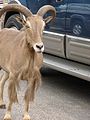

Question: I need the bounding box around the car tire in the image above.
[71,20,84,36]
[5,14,23,30]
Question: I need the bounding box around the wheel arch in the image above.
[1,0,22,28]
[70,14,86,29]
[4,11,20,27]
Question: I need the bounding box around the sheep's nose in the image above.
[36,44,44,50]
[34,42,44,53]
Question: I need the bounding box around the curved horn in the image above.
[37,5,56,21]
[0,4,32,18]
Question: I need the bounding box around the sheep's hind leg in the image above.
[0,71,9,109]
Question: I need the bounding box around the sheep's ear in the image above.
[44,16,53,24]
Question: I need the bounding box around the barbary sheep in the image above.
[0,4,56,120]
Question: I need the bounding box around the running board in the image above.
[43,54,90,81]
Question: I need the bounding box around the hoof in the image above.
[23,114,31,120]
[4,113,12,120]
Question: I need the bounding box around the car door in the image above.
[43,0,68,57]
[66,0,90,65]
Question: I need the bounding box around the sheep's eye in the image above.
[26,21,32,29]
[26,24,30,28]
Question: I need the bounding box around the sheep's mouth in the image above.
[34,49,44,53]
[37,50,43,53]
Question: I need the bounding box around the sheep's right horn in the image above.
[0,4,32,18]
[37,5,56,23]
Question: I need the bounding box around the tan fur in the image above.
[0,15,44,120]
[0,3,56,119]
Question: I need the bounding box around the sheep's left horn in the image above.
[0,4,32,18]
[37,5,56,21]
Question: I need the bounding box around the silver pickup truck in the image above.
[1,0,90,81]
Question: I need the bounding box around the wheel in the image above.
[5,14,23,30]
[71,20,85,36]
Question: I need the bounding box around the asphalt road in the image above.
[0,67,90,120]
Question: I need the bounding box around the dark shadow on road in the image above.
[41,67,90,102]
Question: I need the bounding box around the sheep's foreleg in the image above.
[4,74,18,120]
[0,71,9,109]
[23,101,31,120]
[4,101,13,120]
[23,77,36,120]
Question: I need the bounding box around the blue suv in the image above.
[2,0,90,37]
